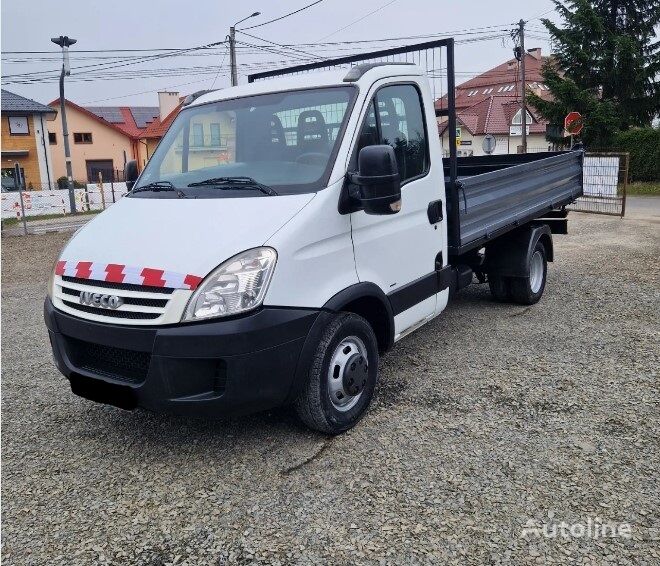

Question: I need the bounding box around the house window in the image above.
[192,123,204,146]
[512,109,534,125]
[8,116,29,135]
[73,132,93,144]
[210,123,221,147]
[1,167,26,190]
[48,132,57,144]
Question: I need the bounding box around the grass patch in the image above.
[2,209,100,228]
[624,182,660,196]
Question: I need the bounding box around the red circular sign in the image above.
[564,112,583,135]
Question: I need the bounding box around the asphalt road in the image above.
[2,205,659,565]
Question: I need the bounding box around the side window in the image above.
[353,84,429,183]
[376,85,428,181]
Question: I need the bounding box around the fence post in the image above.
[111,180,116,203]
[621,153,629,219]
[98,171,106,210]
[18,188,28,236]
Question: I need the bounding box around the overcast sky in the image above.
[2,0,558,107]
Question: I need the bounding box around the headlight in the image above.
[182,247,277,322]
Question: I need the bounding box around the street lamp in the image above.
[51,35,77,212]
[229,12,261,86]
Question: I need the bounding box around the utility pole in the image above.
[51,35,77,213]
[229,12,261,86]
[229,26,238,86]
[518,19,527,153]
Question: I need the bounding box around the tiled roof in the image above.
[1,89,57,115]
[48,99,159,139]
[140,101,183,139]
[438,95,547,136]
[436,50,552,112]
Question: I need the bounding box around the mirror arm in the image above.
[338,173,363,215]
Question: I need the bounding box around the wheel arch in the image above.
[323,282,394,354]
[485,222,553,277]
[285,283,394,405]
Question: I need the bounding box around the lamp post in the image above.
[229,12,261,86]
[51,35,77,213]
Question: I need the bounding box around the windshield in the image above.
[132,86,356,197]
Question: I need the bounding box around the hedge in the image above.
[609,128,660,182]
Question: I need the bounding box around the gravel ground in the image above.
[2,207,659,565]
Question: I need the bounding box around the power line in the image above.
[3,40,228,81]
[2,24,521,64]
[236,30,322,61]
[240,0,325,30]
[319,0,399,41]
[4,34,517,86]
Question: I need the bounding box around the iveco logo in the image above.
[79,291,124,309]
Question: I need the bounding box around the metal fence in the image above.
[2,182,129,236]
[569,152,629,217]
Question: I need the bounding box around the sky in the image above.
[1,0,558,108]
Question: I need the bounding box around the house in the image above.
[137,91,183,168]
[47,99,160,183]
[1,90,57,190]
[436,48,554,156]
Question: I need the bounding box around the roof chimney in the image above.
[527,48,542,60]
[158,91,179,121]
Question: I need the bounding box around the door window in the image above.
[354,84,429,183]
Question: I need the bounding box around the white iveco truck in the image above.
[45,39,583,434]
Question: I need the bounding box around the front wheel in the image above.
[295,313,379,434]
[510,242,547,305]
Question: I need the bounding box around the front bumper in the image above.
[44,298,319,417]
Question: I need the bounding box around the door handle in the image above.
[427,200,443,224]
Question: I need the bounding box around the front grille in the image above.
[61,275,174,294]
[55,276,176,323]
[66,337,151,384]
[60,287,168,308]
[61,300,161,320]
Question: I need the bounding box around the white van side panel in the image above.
[264,182,358,308]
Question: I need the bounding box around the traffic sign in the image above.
[482,134,497,154]
[564,112,583,135]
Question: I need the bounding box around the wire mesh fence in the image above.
[568,152,629,217]
[2,182,129,236]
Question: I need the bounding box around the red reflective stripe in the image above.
[55,261,66,276]
[183,274,203,290]
[105,264,125,283]
[75,261,93,279]
[141,268,166,287]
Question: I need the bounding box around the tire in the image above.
[488,273,511,301]
[295,312,379,435]
[510,241,547,305]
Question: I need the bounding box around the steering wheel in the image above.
[295,152,329,166]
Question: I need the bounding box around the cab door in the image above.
[350,81,444,337]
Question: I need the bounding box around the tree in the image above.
[528,0,660,147]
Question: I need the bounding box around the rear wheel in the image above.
[510,242,547,305]
[295,313,378,435]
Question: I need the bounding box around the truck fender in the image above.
[485,223,553,278]
[284,283,395,404]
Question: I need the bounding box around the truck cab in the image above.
[45,42,582,434]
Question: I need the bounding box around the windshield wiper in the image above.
[130,181,187,198]
[187,176,278,196]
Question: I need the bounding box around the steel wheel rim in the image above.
[530,250,544,293]
[328,336,368,412]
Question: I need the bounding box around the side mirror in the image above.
[125,160,139,190]
[349,145,401,215]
